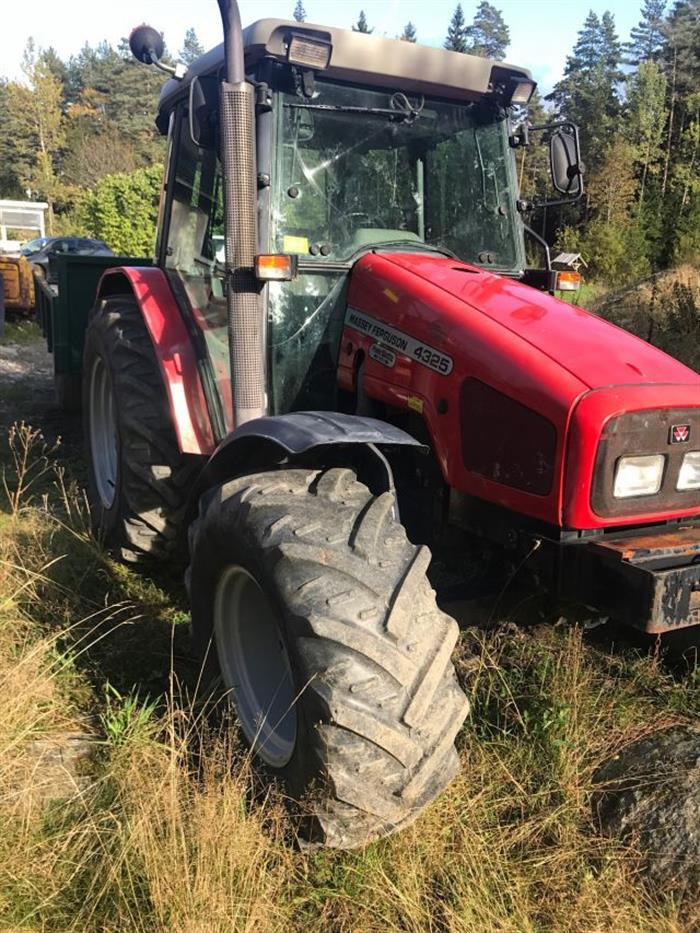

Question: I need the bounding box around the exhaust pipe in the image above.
[216,0,266,426]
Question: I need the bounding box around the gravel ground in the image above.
[0,327,82,458]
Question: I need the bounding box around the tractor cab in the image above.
[145,18,580,438]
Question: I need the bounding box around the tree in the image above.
[400,21,418,42]
[624,0,666,64]
[659,0,700,199]
[465,2,510,59]
[547,11,623,174]
[625,60,667,205]
[515,89,549,201]
[352,11,373,33]
[66,40,166,166]
[62,122,140,188]
[179,27,204,66]
[293,0,306,22]
[0,79,29,198]
[445,4,467,52]
[600,11,624,81]
[10,40,67,232]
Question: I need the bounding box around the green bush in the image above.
[76,164,164,257]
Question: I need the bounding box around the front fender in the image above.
[187,411,426,521]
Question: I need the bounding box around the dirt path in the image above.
[0,326,82,459]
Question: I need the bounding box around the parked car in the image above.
[24,237,113,283]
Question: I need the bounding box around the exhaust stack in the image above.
[216,0,266,426]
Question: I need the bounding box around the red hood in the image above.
[382,254,699,390]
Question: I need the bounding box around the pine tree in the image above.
[465,2,510,60]
[600,11,624,83]
[663,0,700,98]
[514,88,550,204]
[624,0,666,64]
[0,79,32,198]
[445,4,467,52]
[352,11,373,33]
[400,21,418,42]
[547,11,623,173]
[179,28,204,66]
[293,0,306,23]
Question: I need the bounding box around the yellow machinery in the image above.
[0,255,35,313]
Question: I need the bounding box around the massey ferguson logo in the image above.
[670,424,691,444]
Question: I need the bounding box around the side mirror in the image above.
[515,119,584,211]
[129,25,165,65]
[189,75,220,150]
[550,127,582,197]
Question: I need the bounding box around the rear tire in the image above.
[188,467,470,848]
[82,295,199,563]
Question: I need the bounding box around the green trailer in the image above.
[34,254,151,409]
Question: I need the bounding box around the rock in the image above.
[22,731,97,803]
[592,725,700,897]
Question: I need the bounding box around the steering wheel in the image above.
[337,211,387,246]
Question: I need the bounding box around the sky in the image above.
[0,0,641,94]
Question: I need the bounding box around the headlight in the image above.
[677,451,700,491]
[613,454,665,498]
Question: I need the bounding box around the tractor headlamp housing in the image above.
[592,409,700,517]
[286,31,332,70]
[505,77,536,106]
[613,455,665,499]
[678,451,700,491]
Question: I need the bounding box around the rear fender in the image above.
[187,411,426,523]
[97,266,215,455]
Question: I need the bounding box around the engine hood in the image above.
[380,254,699,391]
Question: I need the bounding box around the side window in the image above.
[165,105,224,309]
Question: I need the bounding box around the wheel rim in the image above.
[89,354,118,509]
[213,565,298,767]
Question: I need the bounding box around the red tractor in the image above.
[78,3,699,848]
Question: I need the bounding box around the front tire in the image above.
[82,295,199,562]
[189,467,470,848]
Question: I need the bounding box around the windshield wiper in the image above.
[285,100,423,124]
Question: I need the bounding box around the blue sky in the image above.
[1,0,641,93]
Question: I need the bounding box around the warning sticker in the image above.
[345,307,453,376]
[282,235,309,254]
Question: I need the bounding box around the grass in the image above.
[589,265,700,373]
[0,423,698,931]
[0,268,698,930]
[0,318,41,346]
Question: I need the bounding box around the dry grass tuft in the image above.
[593,265,700,372]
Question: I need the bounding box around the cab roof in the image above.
[157,17,532,121]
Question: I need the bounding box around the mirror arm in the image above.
[518,191,584,212]
[522,223,551,271]
[152,59,187,79]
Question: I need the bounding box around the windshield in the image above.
[272,79,523,270]
[21,237,50,254]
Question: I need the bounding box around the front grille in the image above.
[460,378,557,496]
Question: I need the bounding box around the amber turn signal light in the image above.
[555,270,581,292]
[254,254,299,282]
